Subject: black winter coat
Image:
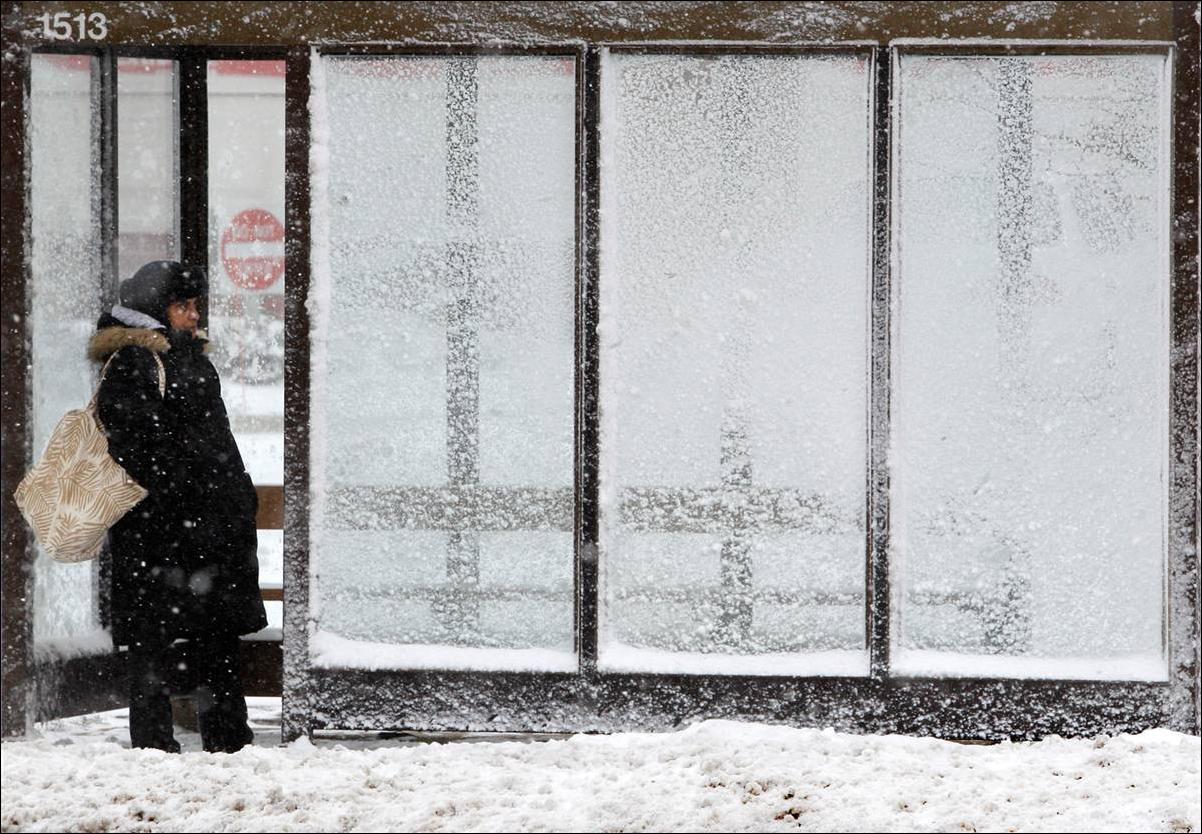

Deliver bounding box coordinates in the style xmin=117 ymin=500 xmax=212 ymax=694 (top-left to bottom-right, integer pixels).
xmin=89 ymin=317 xmax=268 ymax=645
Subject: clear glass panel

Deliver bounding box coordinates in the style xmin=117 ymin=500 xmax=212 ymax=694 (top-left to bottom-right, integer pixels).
xmin=258 ymin=529 xmax=283 ymax=631
xmin=207 ymin=60 xmax=286 ymax=487
xmin=264 ymin=600 xmax=282 ymax=631
xmin=599 ymin=52 xmax=872 ymax=675
xmin=117 ymin=57 xmax=178 ymax=281
xmin=310 ymin=55 xmax=576 ymax=670
xmin=258 ymin=528 xmax=282 ymax=592
xmin=29 ymin=54 xmax=106 ymax=652
xmin=892 ymin=54 xmax=1170 ymax=680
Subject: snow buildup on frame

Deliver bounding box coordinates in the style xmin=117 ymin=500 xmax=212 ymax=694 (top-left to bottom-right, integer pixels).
xmin=598 ymin=49 xmax=872 ymax=675
xmin=307 ymin=52 xmax=578 ymax=671
xmin=3 ymin=705 xmax=1199 ymax=832
xmin=306 ymin=45 xmax=332 ymax=632
xmin=890 ymin=52 xmax=1172 ymax=680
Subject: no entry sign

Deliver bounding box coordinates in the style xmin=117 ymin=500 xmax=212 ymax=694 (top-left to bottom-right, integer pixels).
xmin=221 ymin=208 xmax=285 ymax=290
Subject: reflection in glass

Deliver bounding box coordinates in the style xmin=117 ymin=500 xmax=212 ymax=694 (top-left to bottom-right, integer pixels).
xmin=207 ymin=60 xmax=286 ymax=487
xmin=117 ymin=58 xmax=178 ymax=282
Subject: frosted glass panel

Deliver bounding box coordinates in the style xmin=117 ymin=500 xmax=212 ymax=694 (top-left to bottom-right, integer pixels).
xmin=310 ymin=55 xmax=576 ymax=670
xmin=30 ymin=55 xmax=105 ymax=650
xmin=892 ymin=54 xmax=1169 ymax=679
xmin=599 ymin=52 xmax=872 ymax=674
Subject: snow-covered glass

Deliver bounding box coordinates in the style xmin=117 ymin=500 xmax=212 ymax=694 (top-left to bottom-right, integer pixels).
xmin=309 ymin=55 xmax=576 ymax=670
xmin=117 ymin=58 xmax=178 ymax=281
xmin=598 ymin=52 xmax=872 ymax=675
xmin=207 ymin=60 xmax=286 ymax=489
xmin=892 ymin=54 xmax=1171 ymax=680
xmin=29 ymin=54 xmax=107 ymax=654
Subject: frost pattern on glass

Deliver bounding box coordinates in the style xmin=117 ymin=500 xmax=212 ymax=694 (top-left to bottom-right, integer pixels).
xmin=892 ymin=55 xmax=1170 ymax=678
xmin=207 ymin=61 xmax=286 ymax=487
xmin=599 ymin=53 xmax=871 ymax=673
xmin=30 ymin=55 xmax=105 ymax=648
xmin=311 ymin=56 xmax=576 ymax=667
xmin=117 ymin=58 xmax=178 ymax=282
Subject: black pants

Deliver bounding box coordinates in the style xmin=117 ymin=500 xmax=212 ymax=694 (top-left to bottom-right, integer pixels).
xmin=127 ymin=632 xmax=255 ymax=753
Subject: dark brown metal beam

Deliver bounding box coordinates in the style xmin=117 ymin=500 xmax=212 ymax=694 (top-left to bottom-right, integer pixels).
xmin=177 ymin=50 xmax=207 ymax=273
xmin=577 ymin=45 xmax=600 ymax=673
xmin=94 ymin=51 xmax=117 ymax=637
xmin=300 ymin=666 xmax=1172 ymax=742
xmin=0 ymin=1 xmax=31 ymax=738
xmin=868 ymin=46 xmax=892 ymax=681
xmin=280 ymin=44 xmax=312 ymax=742
xmin=1169 ymin=0 xmax=1201 ymax=736
xmin=8 ymin=3 xmax=1176 ymax=47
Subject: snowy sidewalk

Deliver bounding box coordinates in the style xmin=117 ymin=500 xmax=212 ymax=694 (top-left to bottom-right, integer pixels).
xmin=2 ymin=699 xmax=1198 ymax=832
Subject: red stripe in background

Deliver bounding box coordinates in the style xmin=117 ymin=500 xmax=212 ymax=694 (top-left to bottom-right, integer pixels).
xmin=39 ymin=55 xmax=286 ymax=76
xmin=210 ymin=60 xmax=287 ymax=77
xmin=44 ymin=58 xmax=580 ymax=79
xmin=40 ymin=54 xmax=92 ymax=72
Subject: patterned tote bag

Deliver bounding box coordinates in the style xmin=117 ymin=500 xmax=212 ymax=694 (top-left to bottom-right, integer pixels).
xmin=14 ymin=351 xmax=166 ymax=562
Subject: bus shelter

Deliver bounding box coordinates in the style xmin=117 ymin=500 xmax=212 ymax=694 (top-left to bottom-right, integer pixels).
xmin=1 ymin=1 xmax=1198 ymax=741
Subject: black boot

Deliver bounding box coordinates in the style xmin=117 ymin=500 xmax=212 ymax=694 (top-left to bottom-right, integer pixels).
xmin=127 ymin=635 xmax=181 ymax=753
xmin=196 ymin=686 xmax=255 ymax=753
xmin=192 ymin=633 xmax=254 ymax=753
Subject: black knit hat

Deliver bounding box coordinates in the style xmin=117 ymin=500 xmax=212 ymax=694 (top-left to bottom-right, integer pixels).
xmin=118 ymin=261 xmax=208 ymax=326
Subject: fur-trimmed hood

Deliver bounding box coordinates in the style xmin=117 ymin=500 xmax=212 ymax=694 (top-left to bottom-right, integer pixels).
xmin=88 ymin=313 xmax=210 ymax=362
xmin=88 ymin=325 xmax=172 ymax=362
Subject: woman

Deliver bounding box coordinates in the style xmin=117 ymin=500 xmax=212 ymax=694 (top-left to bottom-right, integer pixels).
xmin=89 ymin=260 xmax=267 ymax=753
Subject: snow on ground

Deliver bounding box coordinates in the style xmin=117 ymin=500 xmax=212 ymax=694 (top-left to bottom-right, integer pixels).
xmin=2 ymin=699 xmax=1198 ymax=833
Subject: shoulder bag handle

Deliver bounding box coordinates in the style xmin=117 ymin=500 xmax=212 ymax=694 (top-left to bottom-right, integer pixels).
xmin=91 ymin=349 xmax=167 ymax=407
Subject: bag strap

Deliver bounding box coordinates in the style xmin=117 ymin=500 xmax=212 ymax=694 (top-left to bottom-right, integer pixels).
xmin=90 ymin=349 xmax=167 ymax=407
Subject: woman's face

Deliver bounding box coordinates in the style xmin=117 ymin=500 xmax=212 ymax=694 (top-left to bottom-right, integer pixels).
xmin=166 ymin=297 xmax=201 ymax=334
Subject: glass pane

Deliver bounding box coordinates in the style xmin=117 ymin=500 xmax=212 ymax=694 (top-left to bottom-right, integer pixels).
xmin=892 ymin=54 xmax=1170 ymax=680
xmin=258 ymin=528 xmax=282 ymax=594
xmin=258 ymin=529 xmax=283 ymax=632
xmin=207 ymin=60 xmax=286 ymax=487
xmin=29 ymin=54 xmax=105 ymax=651
xmin=599 ymin=52 xmax=872 ymax=675
xmin=117 ymin=58 xmax=178 ymax=281
xmin=310 ymin=55 xmax=576 ymax=671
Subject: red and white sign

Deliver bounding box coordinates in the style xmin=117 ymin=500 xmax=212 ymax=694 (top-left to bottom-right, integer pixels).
xmin=221 ymin=208 xmax=285 ymax=290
